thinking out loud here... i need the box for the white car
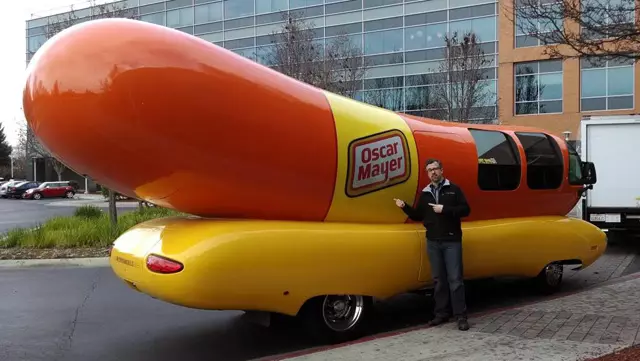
[0,180,27,198]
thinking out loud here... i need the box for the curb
[254,270,640,361]
[0,257,110,269]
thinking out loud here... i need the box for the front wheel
[535,263,563,295]
[32,193,42,200]
[65,191,75,198]
[298,294,373,344]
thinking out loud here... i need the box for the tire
[32,193,42,200]
[65,191,75,198]
[298,294,373,344]
[535,262,563,295]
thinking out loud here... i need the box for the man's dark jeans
[427,238,467,319]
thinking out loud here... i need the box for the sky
[2,0,92,148]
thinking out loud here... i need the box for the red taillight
[146,254,183,274]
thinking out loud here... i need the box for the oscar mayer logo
[346,129,411,197]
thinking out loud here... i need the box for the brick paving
[277,274,640,361]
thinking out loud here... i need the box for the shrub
[74,205,103,218]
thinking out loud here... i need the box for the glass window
[567,142,583,185]
[167,7,194,27]
[468,129,521,191]
[224,0,254,18]
[449,16,497,43]
[326,0,362,15]
[405,23,447,51]
[141,12,166,25]
[364,29,403,55]
[290,0,323,8]
[515,132,563,190]
[256,0,287,14]
[166,0,192,10]
[515,0,564,48]
[580,57,634,111]
[514,59,563,115]
[364,0,402,8]
[195,2,222,23]
[362,88,404,111]
[27,35,47,53]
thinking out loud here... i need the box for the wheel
[32,193,42,200]
[65,191,75,198]
[535,263,563,294]
[298,294,373,344]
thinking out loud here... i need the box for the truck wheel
[535,263,563,295]
[299,294,373,344]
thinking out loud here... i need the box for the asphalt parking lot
[0,194,134,234]
[1,238,639,361]
[0,196,78,233]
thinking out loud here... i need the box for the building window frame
[514,59,564,116]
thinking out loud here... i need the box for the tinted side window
[515,132,563,190]
[469,129,521,191]
[567,143,583,185]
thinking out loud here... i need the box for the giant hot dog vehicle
[23,19,605,343]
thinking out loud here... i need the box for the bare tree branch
[504,0,638,61]
[427,31,496,123]
[260,11,366,98]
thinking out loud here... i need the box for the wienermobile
[23,18,605,343]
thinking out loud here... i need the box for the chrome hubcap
[321,295,364,332]
[545,264,563,286]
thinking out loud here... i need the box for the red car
[23,181,76,200]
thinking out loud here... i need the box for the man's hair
[425,158,442,169]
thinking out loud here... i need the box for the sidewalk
[265,272,640,361]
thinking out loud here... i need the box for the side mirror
[581,162,597,185]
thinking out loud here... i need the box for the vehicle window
[515,132,563,190]
[469,129,521,191]
[567,142,582,185]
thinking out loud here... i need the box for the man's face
[426,162,443,183]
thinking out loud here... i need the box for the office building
[25,0,638,145]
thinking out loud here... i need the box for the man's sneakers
[428,315,470,331]
[428,315,449,326]
[457,317,470,331]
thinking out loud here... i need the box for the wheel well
[552,259,582,266]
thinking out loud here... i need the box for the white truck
[577,115,640,237]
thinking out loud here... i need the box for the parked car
[23,182,76,200]
[0,180,27,198]
[6,181,40,198]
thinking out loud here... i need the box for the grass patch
[1,206,182,249]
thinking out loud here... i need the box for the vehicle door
[51,182,66,197]
[41,183,57,197]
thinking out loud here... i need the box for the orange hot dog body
[23,18,337,221]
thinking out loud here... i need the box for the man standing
[394,159,471,331]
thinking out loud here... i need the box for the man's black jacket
[401,179,471,240]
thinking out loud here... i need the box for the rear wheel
[299,294,373,344]
[535,263,563,294]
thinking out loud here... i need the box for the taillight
[146,254,183,274]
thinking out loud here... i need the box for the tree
[363,77,405,111]
[261,11,367,98]
[507,0,638,61]
[426,31,497,123]
[0,124,12,169]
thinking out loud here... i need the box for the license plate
[590,214,606,222]
[605,214,621,223]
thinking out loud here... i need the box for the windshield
[567,141,583,185]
